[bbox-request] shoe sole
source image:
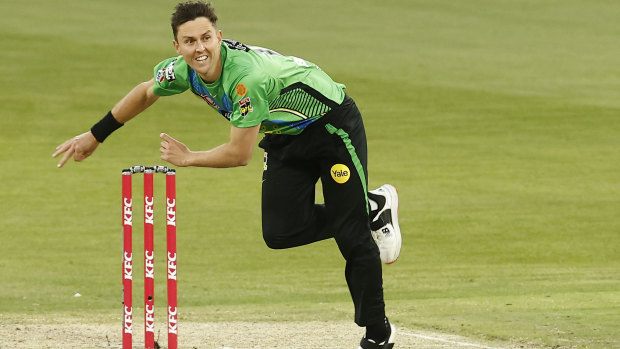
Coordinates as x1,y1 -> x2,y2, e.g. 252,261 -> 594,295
383,185 -> 401,264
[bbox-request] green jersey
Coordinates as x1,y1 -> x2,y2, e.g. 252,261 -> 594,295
153,39 -> 346,135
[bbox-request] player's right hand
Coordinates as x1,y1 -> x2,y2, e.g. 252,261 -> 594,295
52,131 -> 100,168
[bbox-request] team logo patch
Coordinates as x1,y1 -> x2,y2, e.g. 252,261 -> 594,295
236,83 -> 247,97
156,61 -> 176,83
156,69 -> 165,83
330,164 -> 350,184
239,97 -> 253,117
165,63 -> 176,81
223,39 -> 250,52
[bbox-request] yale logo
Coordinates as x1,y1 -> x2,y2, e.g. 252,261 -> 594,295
330,164 -> 350,184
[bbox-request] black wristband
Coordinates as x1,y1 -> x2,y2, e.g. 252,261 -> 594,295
90,111 -> 123,143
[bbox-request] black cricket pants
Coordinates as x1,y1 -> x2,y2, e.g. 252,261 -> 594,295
259,95 -> 385,327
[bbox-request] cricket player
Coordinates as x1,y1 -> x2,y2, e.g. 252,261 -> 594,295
53,2 -> 402,348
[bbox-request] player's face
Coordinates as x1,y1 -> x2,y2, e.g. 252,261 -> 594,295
173,17 -> 223,83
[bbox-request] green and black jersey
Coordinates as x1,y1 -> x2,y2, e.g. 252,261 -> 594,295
153,39 -> 346,135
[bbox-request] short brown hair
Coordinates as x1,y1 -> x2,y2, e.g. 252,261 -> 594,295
171,1 -> 218,40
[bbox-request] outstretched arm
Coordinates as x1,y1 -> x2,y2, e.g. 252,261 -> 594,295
110,79 -> 160,123
159,124 -> 261,168
52,79 -> 159,168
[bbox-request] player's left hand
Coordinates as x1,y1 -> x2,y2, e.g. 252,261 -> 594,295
160,133 -> 191,167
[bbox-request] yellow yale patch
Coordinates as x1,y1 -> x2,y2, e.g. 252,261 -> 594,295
330,164 -> 350,184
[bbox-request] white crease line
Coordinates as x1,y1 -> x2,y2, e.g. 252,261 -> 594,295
400,330 -> 503,349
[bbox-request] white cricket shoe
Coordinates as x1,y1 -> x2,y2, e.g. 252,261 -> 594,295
368,184 -> 401,264
358,323 -> 396,349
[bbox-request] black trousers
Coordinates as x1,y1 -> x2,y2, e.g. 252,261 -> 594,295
259,95 -> 385,326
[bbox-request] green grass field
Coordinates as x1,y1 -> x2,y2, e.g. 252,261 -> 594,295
1,0 -> 619,348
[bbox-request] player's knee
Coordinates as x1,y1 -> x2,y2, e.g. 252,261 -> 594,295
262,214 -> 297,249
262,228 -> 288,249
